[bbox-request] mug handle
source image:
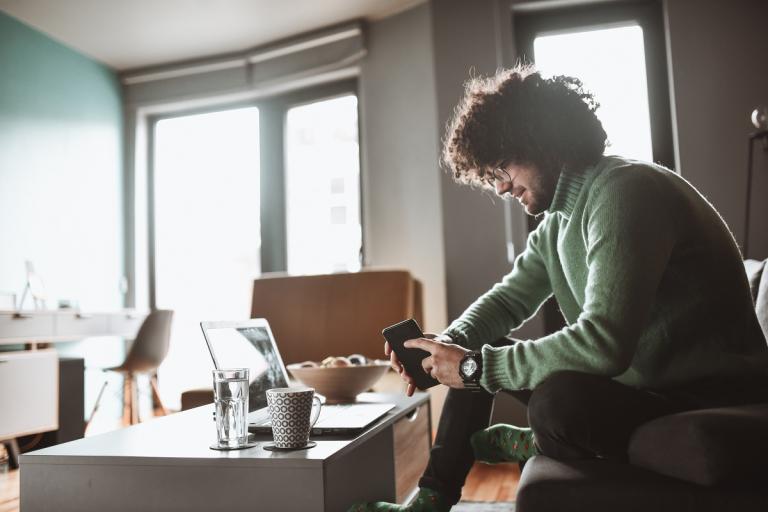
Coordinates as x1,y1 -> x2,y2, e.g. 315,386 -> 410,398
309,395 -> 322,429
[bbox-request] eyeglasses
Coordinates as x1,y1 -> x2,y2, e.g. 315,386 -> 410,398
490,161 -> 513,185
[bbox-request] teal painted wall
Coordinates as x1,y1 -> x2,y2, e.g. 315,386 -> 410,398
0,12 -> 124,310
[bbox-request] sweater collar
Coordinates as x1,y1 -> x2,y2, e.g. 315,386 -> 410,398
548,168 -> 588,218
548,159 -> 605,217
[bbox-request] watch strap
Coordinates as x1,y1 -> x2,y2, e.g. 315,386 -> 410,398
462,380 -> 482,391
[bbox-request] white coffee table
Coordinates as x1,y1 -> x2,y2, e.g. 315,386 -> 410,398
21,392 -> 431,512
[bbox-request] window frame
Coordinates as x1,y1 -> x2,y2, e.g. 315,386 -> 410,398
260,79 -> 361,274
145,79 -> 360,309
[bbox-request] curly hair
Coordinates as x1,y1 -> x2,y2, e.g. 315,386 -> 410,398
442,64 -> 607,187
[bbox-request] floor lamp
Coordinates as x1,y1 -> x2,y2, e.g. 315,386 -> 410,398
744,106 -> 768,258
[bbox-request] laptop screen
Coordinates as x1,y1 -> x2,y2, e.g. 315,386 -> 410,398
203,324 -> 289,412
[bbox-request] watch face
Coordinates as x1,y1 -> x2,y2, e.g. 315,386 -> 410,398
461,357 -> 478,377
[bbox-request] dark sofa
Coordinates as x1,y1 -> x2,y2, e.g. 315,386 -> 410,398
515,259 -> 768,512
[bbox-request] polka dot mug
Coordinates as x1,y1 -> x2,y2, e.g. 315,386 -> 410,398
266,387 -> 322,448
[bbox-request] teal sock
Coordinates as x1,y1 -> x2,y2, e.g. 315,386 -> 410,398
470,424 -> 538,464
347,488 -> 451,512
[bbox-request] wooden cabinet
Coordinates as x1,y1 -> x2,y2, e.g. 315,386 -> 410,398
393,402 -> 431,503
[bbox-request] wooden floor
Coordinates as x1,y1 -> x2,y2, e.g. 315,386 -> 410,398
463,462 -> 520,502
0,461 -> 518,511
0,469 -> 18,512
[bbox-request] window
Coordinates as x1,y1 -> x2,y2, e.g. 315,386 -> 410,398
534,24 -> 653,161
258,80 -> 362,274
285,95 -> 362,275
152,106 -> 261,407
146,82 -> 361,408
515,0 -> 673,168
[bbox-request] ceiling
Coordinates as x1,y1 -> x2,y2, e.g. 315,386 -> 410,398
0,0 -> 424,71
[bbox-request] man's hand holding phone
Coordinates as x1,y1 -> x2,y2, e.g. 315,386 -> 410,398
385,338 -> 417,396
385,333 -> 466,396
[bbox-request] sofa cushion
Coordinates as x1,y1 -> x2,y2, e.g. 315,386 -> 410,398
628,404 -> 768,486
517,455 -> 768,512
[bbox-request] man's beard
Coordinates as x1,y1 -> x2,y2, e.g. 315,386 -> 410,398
522,165 -> 560,216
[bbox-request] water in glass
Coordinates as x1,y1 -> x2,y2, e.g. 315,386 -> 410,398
213,369 -> 249,448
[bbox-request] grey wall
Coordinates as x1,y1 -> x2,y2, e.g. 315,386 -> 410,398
430,0 -> 515,322
665,0 -> 768,259
428,0 -> 546,427
429,0 -> 547,341
360,4 -> 450,427
360,4 -> 448,333
0,12 -> 124,310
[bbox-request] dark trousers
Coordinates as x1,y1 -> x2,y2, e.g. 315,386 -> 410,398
418,337 -> 768,505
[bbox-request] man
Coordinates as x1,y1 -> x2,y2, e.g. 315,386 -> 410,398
350,65 -> 768,512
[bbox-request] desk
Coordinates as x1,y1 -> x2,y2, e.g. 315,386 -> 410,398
0,310 -> 147,463
0,310 -> 146,346
21,392 -> 431,512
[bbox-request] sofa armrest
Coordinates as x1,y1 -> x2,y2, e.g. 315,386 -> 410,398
628,403 -> 768,486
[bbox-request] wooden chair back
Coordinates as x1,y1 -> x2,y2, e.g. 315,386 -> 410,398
251,270 -> 423,365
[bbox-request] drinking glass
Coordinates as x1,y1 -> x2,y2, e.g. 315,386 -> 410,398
212,368 -> 249,448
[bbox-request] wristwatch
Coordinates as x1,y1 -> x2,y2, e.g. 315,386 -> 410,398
459,351 -> 483,391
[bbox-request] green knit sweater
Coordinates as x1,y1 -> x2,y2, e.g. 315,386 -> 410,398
444,156 -> 768,393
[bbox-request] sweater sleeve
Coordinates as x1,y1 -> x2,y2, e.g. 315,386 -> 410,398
481,169 -> 677,392
443,218 -> 553,350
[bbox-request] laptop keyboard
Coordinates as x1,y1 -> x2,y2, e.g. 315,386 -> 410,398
250,404 -> 355,427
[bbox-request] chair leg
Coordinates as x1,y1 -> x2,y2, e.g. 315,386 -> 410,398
122,374 -> 133,426
130,374 -> 140,425
149,373 -> 168,417
3,439 -> 20,470
84,379 -> 109,433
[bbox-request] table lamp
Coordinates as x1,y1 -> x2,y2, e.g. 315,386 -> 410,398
743,106 -> 768,257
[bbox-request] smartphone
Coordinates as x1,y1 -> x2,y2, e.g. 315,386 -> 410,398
381,319 -> 439,390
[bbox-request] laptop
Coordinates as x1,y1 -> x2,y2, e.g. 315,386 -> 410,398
200,318 -> 395,435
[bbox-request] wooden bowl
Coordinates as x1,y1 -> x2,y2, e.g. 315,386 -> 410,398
286,362 -> 390,404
